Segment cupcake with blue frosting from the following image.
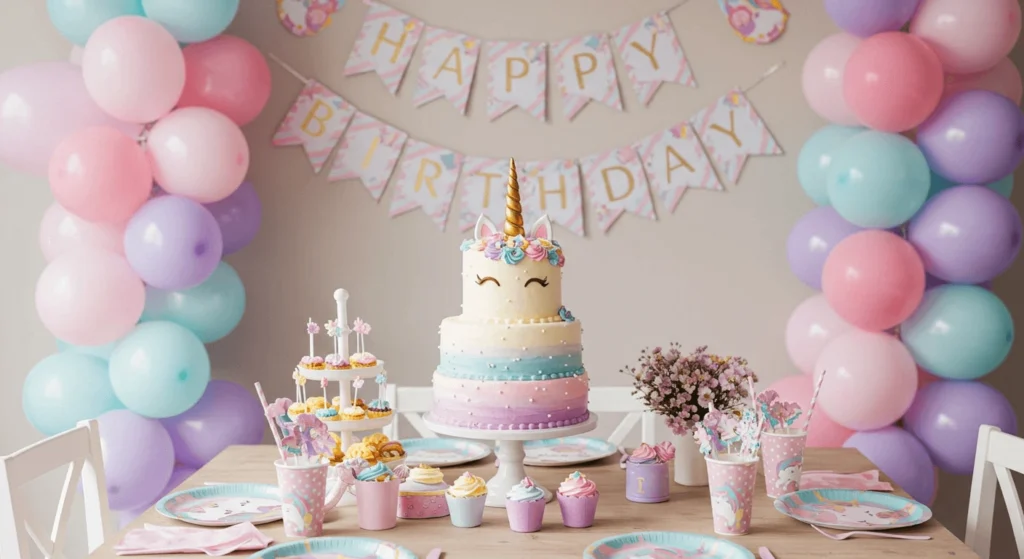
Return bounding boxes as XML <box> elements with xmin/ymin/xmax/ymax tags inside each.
<box><xmin>505</xmin><ymin>476</ymin><xmax>545</xmax><ymax>532</ymax></box>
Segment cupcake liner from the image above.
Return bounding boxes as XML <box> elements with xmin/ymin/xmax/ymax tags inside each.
<box><xmin>556</xmin><ymin>492</ymin><xmax>598</xmax><ymax>528</ymax></box>
<box><xmin>354</xmin><ymin>478</ymin><xmax>400</xmax><ymax>530</ymax></box>
<box><xmin>398</xmin><ymin>494</ymin><xmax>449</xmax><ymax>519</ymax></box>
<box><xmin>506</xmin><ymin>498</ymin><xmax>545</xmax><ymax>533</ymax></box>
<box><xmin>445</xmin><ymin>493</ymin><xmax>487</xmax><ymax>528</ymax></box>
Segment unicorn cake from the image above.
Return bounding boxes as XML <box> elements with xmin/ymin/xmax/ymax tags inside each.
<box><xmin>429</xmin><ymin>159</ymin><xmax>590</xmax><ymax>430</ymax></box>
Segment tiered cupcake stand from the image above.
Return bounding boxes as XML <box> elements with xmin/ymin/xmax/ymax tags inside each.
<box><xmin>424</xmin><ymin>413</ymin><xmax>597</xmax><ymax>508</ymax></box>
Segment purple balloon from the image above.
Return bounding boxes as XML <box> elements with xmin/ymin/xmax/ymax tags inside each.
<box><xmin>909</xmin><ymin>186</ymin><xmax>1022</xmax><ymax>284</ymax></box>
<box><xmin>843</xmin><ymin>426</ymin><xmax>935</xmax><ymax>504</ymax></box>
<box><xmin>203</xmin><ymin>181</ymin><xmax>261</xmax><ymax>255</ymax></box>
<box><xmin>116</xmin><ymin>465</ymin><xmax>196</xmax><ymax>529</ymax></box>
<box><xmin>161</xmin><ymin>380</ymin><xmax>265</xmax><ymax>469</ymax></box>
<box><xmin>124</xmin><ymin>195</ymin><xmax>224</xmax><ymax>290</ymax></box>
<box><xmin>96</xmin><ymin>409</ymin><xmax>174</xmax><ymax>511</ymax></box>
<box><xmin>904</xmin><ymin>381</ymin><xmax>1018</xmax><ymax>475</ymax></box>
<box><xmin>824</xmin><ymin>0</ymin><xmax>920</xmax><ymax>37</ymax></box>
<box><xmin>917</xmin><ymin>91</ymin><xmax>1024</xmax><ymax>185</ymax></box>
<box><xmin>786</xmin><ymin>206</ymin><xmax>863</xmax><ymax>290</ymax></box>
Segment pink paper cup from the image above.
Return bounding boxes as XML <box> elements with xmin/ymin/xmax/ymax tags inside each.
<box><xmin>354</xmin><ymin>478</ymin><xmax>401</xmax><ymax>530</ymax></box>
<box><xmin>556</xmin><ymin>492</ymin><xmax>598</xmax><ymax>528</ymax></box>
<box><xmin>275</xmin><ymin>459</ymin><xmax>329</xmax><ymax>538</ymax></box>
<box><xmin>506</xmin><ymin>497</ymin><xmax>545</xmax><ymax>533</ymax></box>
<box><xmin>705</xmin><ymin>454</ymin><xmax>757</xmax><ymax>536</ymax></box>
<box><xmin>761</xmin><ymin>428</ymin><xmax>808</xmax><ymax>498</ymax></box>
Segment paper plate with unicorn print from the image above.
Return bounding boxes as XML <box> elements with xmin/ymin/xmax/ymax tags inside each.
<box><xmin>157</xmin><ymin>484</ymin><xmax>282</xmax><ymax>527</ymax></box>
<box><xmin>400</xmin><ymin>437</ymin><xmax>492</xmax><ymax>467</ymax></box>
<box><xmin>774</xmin><ymin>489</ymin><xmax>932</xmax><ymax>531</ymax></box>
<box><xmin>583</xmin><ymin>531</ymin><xmax>754</xmax><ymax>559</ymax></box>
<box><xmin>248</xmin><ymin>537</ymin><xmax>417</xmax><ymax>559</ymax></box>
<box><xmin>521</xmin><ymin>436</ymin><xmax>619</xmax><ymax>466</ymax></box>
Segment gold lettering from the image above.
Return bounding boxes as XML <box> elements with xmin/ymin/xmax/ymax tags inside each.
<box><xmin>601</xmin><ymin>166</ymin><xmax>635</xmax><ymax>202</ymax></box>
<box><xmin>629</xmin><ymin>33</ymin><xmax>659</xmax><ymax>70</ymax></box>
<box><xmin>710</xmin><ymin>110</ymin><xmax>743</xmax><ymax>148</ymax></box>
<box><xmin>414</xmin><ymin>159</ymin><xmax>442</xmax><ymax>197</ymax></box>
<box><xmin>477</xmin><ymin>171</ymin><xmax>501</xmax><ymax>208</ymax></box>
<box><xmin>299</xmin><ymin>99</ymin><xmax>334</xmax><ymax>138</ymax></box>
<box><xmin>361</xmin><ymin>136</ymin><xmax>381</xmax><ymax>169</ymax></box>
<box><xmin>665</xmin><ymin>145</ymin><xmax>695</xmax><ymax>181</ymax></box>
<box><xmin>505</xmin><ymin>57</ymin><xmax>529</xmax><ymax>92</ymax></box>
<box><xmin>637</xmin><ymin>477</ymin><xmax>645</xmax><ymax>494</ymax></box>
<box><xmin>433</xmin><ymin>48</ymin><xmax>464</xmax><ymax>85</ymax></box>
<box><xmin>572</xmin><ymin>52</ymin><xmax>597</xmax><ymax>90</ymax></box>
<box><xmin>371</xmin><ymin>22</ymin><xmax>409</xmax><ymax>64</ymax></box>
<box><xmin>537</xmin><ymin>175</ymin><xmax>568</xmax><ymax>210</ymax></box>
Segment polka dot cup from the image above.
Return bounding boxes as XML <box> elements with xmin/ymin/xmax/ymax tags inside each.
<box><xmin>275</xmin><ymin>459</ymin><xmax>330</xmax><ymax>538</ymax></box>
<box><xmin>705</xmin><ymin>454</ymin><xmax>758</xmax><ymax>536</ymax></box>
<box><xmin>761</xmin><ymin>428</ymin><xmax>808</xmax><ymax>499</ymax></box>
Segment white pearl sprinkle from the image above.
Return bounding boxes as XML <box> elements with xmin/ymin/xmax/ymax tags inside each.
<box><xmin>547</xmin><ymin>414</ymin><xmax>552</xmax><ymax>418</ymax></box>
<box><xmin>542</xmin><ymin>387</ymin><xmax>546</xmax><ymax>391</ymax></box>
<box><xmin>565</xmin><ymin>392</ymin><xmax>569</xmax><ymax>396</ymax></box>
<box><xmin>521</xmin><ymin>346</ymin><xmax>526</xmax><ymax>351</ymax></box>
<box><xmin>501</xmin><ymin>337</ymin><xmax>506</xmax><ymax>341</ymax></box>
<box><xmin>534</xmin><ymin>386</ymin><xmax>539</xmax><ymax>391</ymax></box>
<box><xmin>505</xmin><ymin>405</ymin><xmax>510</xmax><ymax>409</ymax></box>
<box><xmin>499</xmin><ymin>390</ymin><xmax>503</xmax><ymax>395</ymax></box>
<box><xmin>541</xmin><ymin>329</ymin><xmax>546</xmax><ymax>333</ymax></box>
<box><xmin>529</xmin><ymin>398</ymin><xmax>534</xmax><ymax>403</ymax></box>
<box><xmin>549</xmin><ymin>356</ymin><xmax>554</xmax><ymax>360</ymax></box>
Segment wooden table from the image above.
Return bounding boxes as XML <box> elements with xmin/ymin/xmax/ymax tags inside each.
<box><xmin>91</xmin><ymin>445</ymin><xmax>979</xmax><ymax>558</ymax></box>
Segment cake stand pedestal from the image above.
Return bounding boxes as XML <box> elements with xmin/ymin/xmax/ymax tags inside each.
<box><xmin>424</xmin><ymin>413</ymin><xmax>597</xmax><ymax>508</ymax></box>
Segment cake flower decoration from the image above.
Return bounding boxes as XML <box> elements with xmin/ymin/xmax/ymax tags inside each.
<box><xmin>320</xmin><ymin>376</ymin><xmax>329</xmax><ymax>402</ymax></box>
<box><xmin>352</xmin><ymin>376</ymin><xmax>364</xmax><ymax>405</ymax></box>
<box><xmin>292</xmin><ymin>368</ymin><xmax>305</xmax><ymax>402</ymax></box>
<box><xmin>305</xmin><ymin>318</ymin><xmax>320</xmax><ymax>357</ymax></box>
<box><xmin>324</xmin><ymin>319</ymin><xmax>341</xmax><ymax>356</ymax></box>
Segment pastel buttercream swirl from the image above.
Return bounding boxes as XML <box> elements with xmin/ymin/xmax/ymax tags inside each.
<box><xmin>300</xmin><ymin>356</ymin><xmax>324</xmax><ymax>365</ymax></box>
<box><xmin>447</xmin><ymin>472</ymin><xmax>487</xmax><ymax>498</ymax></box>
<box><xmin>368</xmin><ymin>399</ymin><xmax>390</xmax><ymax>409</ymax></box>
<box><xmin>525</xmin><ymin>240</ymin><xmax>547</xmax><ymax>261</ymax></box>
<box><xmin>356</xmin><ymin>462</ymin><xmax>393</xmax><ymax>482</ymax></box>
<box><xmin>325</xmin><ymin>354</ymin><xmax>348</xmax><ymax>367</ymax></box>
<box><xmin>350</xmin><ymin>352</ymin><xmax>377</xmax><ymax>364</ymax></box>
<box><xmin>654</xmin><ymin>441</ymin><xmax>676</xmax><ymax>463</ymax></box>
<box><xmin>463</xmin><ymin>233</ymin><xmax>565</xmax><ymax>267</ymax></box>
<box><xmin>483</xmin><ymin>237</ymin><xmax>504</xmax><ymax>260</ymax></box>
<box><xmin>506</xmin><ymin>477</ymin><xmax>544</xmax><ymax>502</ymax></box>
<box><xmin>315</xmin><ymin>408</ymin><xmax>339</xmax><ymax>419</ymax></box>
<box><xmin>558</xmin><ymin>471</ymin><xmax>597</xmax><ymax>498</ymax></box>
<box><xmin>501</xmin><ymin>245</ymin><xmax>525</xmax><ymax>265</ymax></box>
<box><xmin>409</xmin><ymin>465</ymin><xmax>445</xmax><ymax>486</ymax></box>
<box><xmin>628</xmin><ymin>443</ymin><xmax>659</xmax><ymax>465</ymax></box>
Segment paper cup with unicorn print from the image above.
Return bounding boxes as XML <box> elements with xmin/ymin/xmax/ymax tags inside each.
<box><xmin>705</xmin><ymin>454</ymin><xmax>758</xmax><ymax>536</ymax></box>
<box><xmin>761</xmin><ymin>428</ymin><xmax>807</xmax><ymax>498</ymax></box>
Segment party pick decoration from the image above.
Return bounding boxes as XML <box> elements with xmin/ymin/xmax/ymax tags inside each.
<box><xmin>292</xmin><ymin>368</ymin><xmax>303</xmax><ymax>402</ymax></box>
<box><xmin>352</xmin><ymin>317</ymin><xmax>371</xmax><ymax>353</ymax></box>
<box><xmin>375</xmin><ymin>371</ymin><xmax>387</xmax><ymax>402</ymax></box>
<box><xmin>803</xmin><ymin>370</ymin><xmax>827</xmax><ymax>430</ymax></box>
<box><xmin>305</xmin><ymin>318</ymin><xmax>320</xmax><ymax>357</ymax></box>
<box><xmin>352</xmin><ymin>376</ymin><xmax>364</xmax><ymax>404</ymax></box>
<box><xmin>325</xmin><ymin>318</ymin><xmax>339</xmax><ymax>356</ymax></box>
<box><xmin>320</xmin><ymin>376</ymin><xmax>328</xmax><ymax>401</ymax></box>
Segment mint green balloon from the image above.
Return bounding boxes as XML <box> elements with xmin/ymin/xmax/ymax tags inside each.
<box><xmin>797</xmin><ymin>125</ymin><xmax>864</xmax><ymax>206</ymax></box>
<box><xmin>57</xmin><ymin>338</ymin><xmax>121</xmax><ymax>360</ymax></box>
<box><xmin>23</xmin><ymin>353</ymin><xmax>123</xmax><ymax>435</ymax></box>
<box><xmin>928</xmin><ymin>171</ymin><xmax>1014</xmax><ymax>200</ymax></box>
<box><xmin>826</xmin><ymin>131</ymin><xmax>930</xmax><ymax>228</ymax></box>
<box><xmin>141</xmin><ymin>262</ymin><xmax>245</xmax><ymax>343</ymax></box>
<box><xmin>901</xmin><ymin>285</ymin><xmax>1014</xmax><ymax>380</ymax></box>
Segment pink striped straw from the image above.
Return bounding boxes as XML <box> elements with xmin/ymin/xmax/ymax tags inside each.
<box><xmin>803</xmin><ymin>370</ymin><xmax>828</xmax><ymax>431</ymax></box>
<box><xmin>253</xmin><ymin>382</ymin><xmax>288</xmax><ymax>462</ymax></box>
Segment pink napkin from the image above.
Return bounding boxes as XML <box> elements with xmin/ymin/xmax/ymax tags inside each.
<box><xmin>114</xmin><ymin>522</ymin><xmax>273</xmax><ymax>556</ymax></box>
<box><xmin>800</xmin><ymin>470</ymin><xmax>894</xmax><ymax>492</ymax></box>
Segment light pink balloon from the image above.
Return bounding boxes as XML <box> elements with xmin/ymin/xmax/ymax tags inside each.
<box><xmin>802</xmin><ymin>33</ymin><xmax>862</xmax><ymax>126</ymax></box>
<box><xmin>0</xmin><ymin>61</ymin><xmax>142</xmax><ymax>176</ymax></box>
<box><xmin>814</xmin><ymin>331</ymin><xmax>918</xmax><ymax>431</ymax></box>
<box><xmin>35</xmin><ymin>249</ymin><xmax>145</xmax><ymax>346</ymax></box>
<box><xmin>179</xmin><ymin>36</ymin><xmax>272</xmax><ymax>127</ymax></box>
<box><xmin>39</xmin><ymin>202</ymin><xmax>126</xmax><ymax>262</ymax></box>
<box><xmin>765</xmin><ymin>374</ymin><xmax>856</xmax><ymax>448</ymax></box>
<box><xmin>911</xmin><ymin>0</ymin><xmax>1022</xmax><ymax>75</ymax></box>
<box><xmin>82</xmin><ymin>16</ymin><xmax>185</xmax><ymax>123</ymax></box>
<box><xmin>48</xmin><ymin>126</ymin><xmax>152</xmax><ymax>224</ymax></box>
<box><xmin>785</xmin><ymin>294</ymin><xmax>855</xmax><ymax>376</ymax></box>
<box><xmin>944</xmin><ymin>57</ymin><xmax>1023</xmax><ymax>105</ymax></box>
<box><xmin>147</xmin><ymin>107</ymin><xmax>249</xmax><ymax>203</ymax></box>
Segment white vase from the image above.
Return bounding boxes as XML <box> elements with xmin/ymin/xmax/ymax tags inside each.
<box><xmin>672</xmin><ymin>433</ymin><xmax>708</xmax><ymax>486</ymax></box>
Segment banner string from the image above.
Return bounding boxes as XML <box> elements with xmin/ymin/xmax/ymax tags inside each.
<box><xmin>742</xmin><ymin>61</ymin><xmax>786</xmax><ymax>93</ymax></box>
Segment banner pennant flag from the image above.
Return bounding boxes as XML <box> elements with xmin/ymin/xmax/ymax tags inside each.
<box><xmin>486</xmin><ymin>41</ymin><xmax>547</xmax><ymax>121</ymax></box>
<box><xmin>413</xmin><ymin>27</ymin><xmax>481</xmax><ymax>115</ymax></box>
<box><xmin>327</xmin><ymin>112</ymin><xmax>408</xmax><ymax>201</ymax></box>
<box><xmin>272</xmin><ymin>80</ymin><xmax>356</xmax><ymax>174</ymax></box>
<box><xmin>552</xmin><ymin>33</ymin><xmax>622</xmax><ymax>120</ymax></box>
<box><xmin>520</xmin><ymin>160</ymin><xmax>585</xmax><ymax>236</ymax></box>
<box><xmin>389</xmin><ymin>139</ymin><xmax>463</xmax><ymax>230</ymax></box>
<box><xmin>580</xmin><ymin>147</ymin><xmax>656</xmax><ymax>233</ymax></box>
<box><xmin>635</xmin><ymin>122</ymin><xmax>723</xmax><ymax>212</ymax></box>
<box><xmin>691</xmin><ymin>90</ymin><xmax>782</xmax><ymax>183</ymax></box>
<box><xmin>343</xmin><ymin>1</ymin><xmax>424</xmax><ymax>95</ymax></box>
<box><xmin>457</xmin><ymin>157</ymin><xmax>513</xmax><ymax>232</ymax></box>
<box><xmin>612</xmin><ymin>12</ymin><xmax>697</xmax><ymax>105</ymax></box>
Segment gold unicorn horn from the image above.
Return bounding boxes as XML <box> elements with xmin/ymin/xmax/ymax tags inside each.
<box><xmin>504</xmin><ymin>157</ymin><xmax>525</xmax><ymax>237</ymax></box>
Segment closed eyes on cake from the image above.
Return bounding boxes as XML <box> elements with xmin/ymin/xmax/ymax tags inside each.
<box><xmin>525</xmin><ymin>277</ymin><xmax>549</xmax><ymax>288</ymax></box>
<box><xmin>475</xmin><ymin>274</ymin><xmax>500</xmax><ymax>286</ymax></box>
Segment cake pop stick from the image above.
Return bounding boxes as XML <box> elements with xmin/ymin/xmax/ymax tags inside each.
<box><xmin>321</xmin><ymin>376</ymin><xmax>328</xmax><ymax>402</ymax></box>
<box><xmin>305</xmin><ymin>318</ymin><xmax>319</xmax><ymax>357</ymax></box>
<box><xmin>292</xmin><ymin>368</ymin><xmax>303</xmax><ymax>402</ymax></box>
<box><xmin>375</xmin><ymin>372</ymin><xmax>386</xmax><ymax>402</ymax></box>
<box><xmin>352</xmin><ymin>376</ymin><xmax>364</xmax><ymax>405</ymax></box>
<box><xmin>325</xmin><ymin>319</ymin><xmax>339</xmax><ymax>356</ymax></box>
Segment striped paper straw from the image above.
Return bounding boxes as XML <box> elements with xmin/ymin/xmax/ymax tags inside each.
<box><xmin>803</xmin><ymin>370</ymin><xmax>828</xmax><ymax>431</ymax></box>
<box><xmin>254</xmin><ymin>382</ymin><xmax>288</xmax><ymax>462</ymax></box>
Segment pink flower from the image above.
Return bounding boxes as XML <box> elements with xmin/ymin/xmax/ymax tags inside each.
<box><xmin>307</xmin><ymin>7</ymin><xmax>328</xmax><ymax>26</ymax></box>
<box><xmin>266</xmin><ymin>397</ymin><xmax>293</xmax><ymax>419</ymax></box>
<box><xmin>320</xmin><ymin>377</ymin><xmax>329</xmax><ymax>389</ymax></box>
<box><xmin>525</xmin><ymin>241</ymin><xmax>547</xmax><ymax>262</ymax></box>
<box><xmin>654</xmin><ymin>441</ymin><xmax>676</xmax><ymax>463</ymax></box>
<box><xmin>352</xmin><ymin>318</ymin><xmax>372</xmax><ymax>336</ymax></box>
<box><xmin>306</xmin><ymin>320</ymin><xmax>320</xmax><ymax>335</ymax></box>
<box><xmin>352</xmin><ymin>377</ymin><xmax>364</xmax><ymax>390</ymax></box>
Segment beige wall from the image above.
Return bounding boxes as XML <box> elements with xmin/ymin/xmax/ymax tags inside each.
<box><xmin>1</xmin><ymin>1</ymin><xmax>1020</xmax><ymax>556</ymax></box>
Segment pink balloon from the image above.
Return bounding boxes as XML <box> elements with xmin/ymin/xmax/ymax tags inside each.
<box><xmin>765</xmin><ymin>374</ymin><xmax>855</xmax><ymax>448</ymax></box>
<box><xmin>822</xmin><ymin>230</ymin><xmax>925</xmax><ymax>332</ymax></box>
<box><xmin>802</xmin><ymin>33</ymin><xmax>862</xmax><ymax>126</ymax></box>
<box><xmin>179</xmin><ymin>36</ymin><xmax>272</xmax><ymax>127</ymax></box>
<box><xmin>48</xmin><ymin>127</ymin><xmax>152</xmax><ymax>224</ymax></box>
<box><xmin>35</xmin><ymin>249</ymin><xmax>144</xmax><ymax>346</ymax></box>
<box><xmin>0</xmin><ymin>61</ymin><xmax>142</xmax><ymax>176</ymax></box>
<box><xmin>147</xmin><ymin>107</ymin><xmax>249</xmax><ymax>203</ymax></box>
<box><xmin>814</xmin><ymin>331</ymin><xmax>918</xmax><ymax>431</ymax></box>
<box><xmin>39</xmin><ymin>202</ymin><xmax>126</xmax><ymax>262</ymax></box>
<box><xmin>911</xmin><ymin>0</ymin><xmax>1022</xmax><ymax>75</ymax></box>
<box><xmin>944</xmin><ymin>57</ymin><xmax>1023</xmax><ymax>105</ymax></box>
<box><xmin>82</xmin><ymin>16</ymin><xmax>185</xmax><ymax>123</ymax></box>
<box><xmin>785</xmin><ymin>294</ymin><xmax>855</xmax><ymax>376</ymax></box>
<box><xmin>843</xmin><ymin>32</ymin><xmax>944</xmax><ymax>132</ymax></box>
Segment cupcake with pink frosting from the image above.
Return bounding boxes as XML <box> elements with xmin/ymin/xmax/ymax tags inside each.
<box><xmin>556</xmin><ymin>471</ymin><xmax>598</xmax><ymax>528</ymax></box>
<box><xmin>505</xmin><ymin>477</ymin><xmax>545</xmax><ymax>532</ymax></box>
<box><xmin>627</xmin><ymin>441</ymin><xmax>676</xmax><ymax>465</ymax></box>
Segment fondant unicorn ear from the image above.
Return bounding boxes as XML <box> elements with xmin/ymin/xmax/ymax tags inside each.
<box><xmin>474</xmin><ymin>214</ymin><xmax>498</xmax><ymax>240</ymax></box>
<box><xmin>528</xmin><ymin>215</ymin><xmax>553</xmax><ymax>241</ymax></box>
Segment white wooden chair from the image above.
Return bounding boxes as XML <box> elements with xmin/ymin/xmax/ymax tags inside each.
<box><xmin>383</xmin><ymin>384</ymin><xmax>656</xmax><ymax>446</ymax></box>
<box><xmin>965</xmin><ymin>425</ymin><xmax>1024</xmax><ymax>559</ymax></box>
<box><xmin>0</xmin><ymin>419</ymin><xmax>112</xmax><ymax>558</ymax></box>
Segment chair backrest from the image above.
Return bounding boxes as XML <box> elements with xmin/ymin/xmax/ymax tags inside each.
<box><xmin>0</xmin><ymin>419</ymin><xmax>112</xmax><ymax>559</ymax></box>
<box><xmin>383</xmin><ymin>384</ymin><xmax>656</xmax><ymax>446</ymax></box>
<box><xmin>965</xmin><ymin>425</ymin><xmax>1024</xmax><ymax>559</ymax></box>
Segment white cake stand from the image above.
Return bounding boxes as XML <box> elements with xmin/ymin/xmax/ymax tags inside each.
<box><xmin>424</xmin><ymin>413</ymin><xmax>597</xmax><ymax>508</ymax></box>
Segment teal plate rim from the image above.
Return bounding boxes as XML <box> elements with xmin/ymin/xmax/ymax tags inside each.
<box><xmin>773</xmin><ymin>488</ymin><xmax>933</xmax><ymax>531</ymax></box>
<box><xmin>156</xmin><ymin>483</ymin><xmax>282</xmax><ymax>527</ymax></box>
<box><xmin>246</xmin><ymin>536</ymin><xmax>418</xmax><ymax>558</ymax></box>
<box><xmin>583</xmin><ymin>531</ymin><xmax>755</xmax><ymax>559</ymax></box>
